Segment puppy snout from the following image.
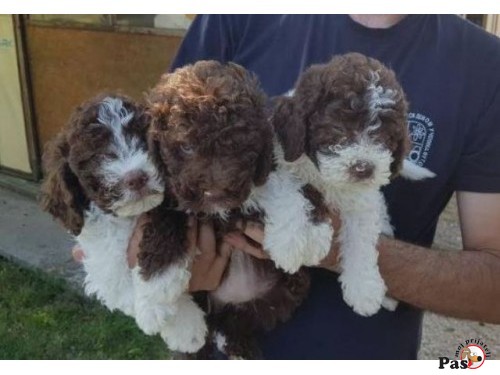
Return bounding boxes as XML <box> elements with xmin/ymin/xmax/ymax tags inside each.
<box><xmin>124</xmin><ymin>170</ymin><xmax>149</xmax><ymax>192</ymax></box>
<box><xmin>349</xmin><ymin>160</ymin><xmax>375</xmax><ymax>180</ymax></box>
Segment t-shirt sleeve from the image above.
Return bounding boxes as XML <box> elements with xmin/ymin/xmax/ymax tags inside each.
<box><xmin>169</xmin><ymin>15</ymin><xmax>239</xmax><ymax>71</ymax></box>
<box><xmin>455</xmin><ymin>85</ymin><xmax>500</xmax><ymax>192</ymax></box>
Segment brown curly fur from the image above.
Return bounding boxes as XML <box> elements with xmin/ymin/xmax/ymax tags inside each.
<box><xmin>147</xmin><ymin>60</ymin><xmax>274</xmax><ymax>213</ymax></box>
<box><xmin>146</xmin><ymin>61</ymin><xmax>311</xmax><ymax>359</ymax></box>
<box><xmin>138</xmin><ymin>198</ymin><xmax>189</xmax><ymax>280</ymax></box>
<box><xmin>39</xmin><ymin>93</ymin><xmax>150</xmax><ymax>235</ymax></box>
<box><xmin>273</xmin><ymin>52</ymin><xmax>410</xmax><ymax>177</ymax></box>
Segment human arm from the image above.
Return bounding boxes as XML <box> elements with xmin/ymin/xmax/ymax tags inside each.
<box><xmin>377</xmin><ymin>192</ymin><xmax>500</xmax><ymax>324</ymax></box>
<box><xmin>225</xmin><ymin>193</ymin><xmax>500</xmax><ymax>324</ymax></box>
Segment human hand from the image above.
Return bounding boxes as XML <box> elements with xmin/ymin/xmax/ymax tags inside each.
<box><xmin>186</xmin><ymin>217</ymin><xmax>235</xmax><ymax>292</ymax></box>
<box><xmin>222</xmin><ymin>221</ymin><xmax>270</xmax><ymax>260</ymax></box>
<box><xmin>71</xmin><ymin>214</ymin><xmax>236</xmax><ymax>293</ymax></box>
<box><xmin>223</xmin><ymin>212</ymin><xmax>342</xmax><ymax>272</ymax></box>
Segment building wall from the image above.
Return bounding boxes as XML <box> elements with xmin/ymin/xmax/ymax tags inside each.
<box><xmin>25</xmin><ymin>25</ymin><xmax>183</xmax><ymax>150</ymax></box>
<box><xmin>485</xmin><ymin>14</ymin><xmax>500</xmax><ymax>36</ymax></box>
<box><xmin>0</xmin><ymin>15</ymin><xmax>32</xmax><ymax>174</ymax></box>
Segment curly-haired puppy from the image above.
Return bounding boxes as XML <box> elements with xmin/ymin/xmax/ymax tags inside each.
<box><xmin>273</xmin><ymin>53</ymin><xmax>435</xmax><ymax>316</ymax></box>
<box><xmin>39</xmin><ymin>95</ymin><xmax>206</xmax><ymax>352</ymax></box>
<box><xmin>146</xmin><ymin>60</ymin><xmax>332</xmax><ymax>358</ymax></box>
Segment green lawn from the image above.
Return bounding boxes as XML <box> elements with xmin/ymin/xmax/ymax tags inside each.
<box><xmin>0</xmin><ymin>257</ymin><xmax>170</xmax><ymax>359</ymax></box>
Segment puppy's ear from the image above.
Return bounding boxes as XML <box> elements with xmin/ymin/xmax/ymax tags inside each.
<box><xmin>272</xmin><ymin>96</ymin><xmax>306</xmax><ymax>162</ymax></box>
<box><xmin>253</xmin><ymin>125</ymin><xmax>275</xmax><ymax>186</ymax></box>
<box><xmin>390</xmin><ymin>125</ymin><xmax>411</xmax><ymax>178</ymax></box>
<box><xmin>138</xmin><ymin>203</ymin><xmax>188</xmax><ymax>280</ymax></box>
<box><xmin>39</xmin><ymin>132</ymin><xmax>88</xmax><ymax>235</ymax></box>
<box><xmin>147</xmin><ymin>127</ymin><xmax>171</xmax><ymax>182</ymax></box>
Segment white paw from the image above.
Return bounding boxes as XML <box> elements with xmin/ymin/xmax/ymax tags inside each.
<box><xmin>265</xmin><ymin>241</ymin><xmax>304</xmax><ymax>273</ymax></box>
<box><xmin>264</xmin><ymin>226</ymin><xmax>306</xmax><ymax>273</ymax></box>
<box><xmin>161</xmin><ymin>302</ymin><xmax>207</xmax><ymax>353</ymax></box>
<box><xmin>382</xmin><ymin>296</ymin><xmax>398</xmax><ymax>311</ymax></box>
<box><xmin>302</xmin><ymin>222</ymin><xmax>334</xmax><ymax>267</ymax></box>
<box><xmin>104</xmin><ymin>296</ymin><xmax>135</xmax><ymax>317</ymax></box>
<box><xmin>339</xmin><ymin>271</ymin><xmax>387</xmax><ymax>317</ymax></box>
<box><xmin>135</xmin><ymin>303</ymin><xmax>172</xmax><ymax>335</ymax></box>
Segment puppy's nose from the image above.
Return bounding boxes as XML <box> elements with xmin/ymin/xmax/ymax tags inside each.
<box><xmin>349</xmin><ymin>160</ymin><xmax>375</xmax><ymax>180</ymax></box>
<box><xmin>124</xmin><ymin>170</ymin><xmax>149</xmax><ymax>191</ymax></box>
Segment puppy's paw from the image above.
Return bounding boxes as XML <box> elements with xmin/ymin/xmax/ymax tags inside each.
<box><xmin>382</xmin><ymin>296</ymin><xmax>399</xmax><ymax>311</ymax></box>
<box><xmin>339</xmin><ymin>271</ymin><xmax>386</xmax><ymax>317</ymax></box>
<box><xmin>302</xmin><ymin>222</ymin><xmax>334</xmax><ymax>267</ymax></box>
<box><xmin>161</xmin><ymin>300</ymin><xmax>207</xmax><ymax>353</ymax></box>
<box><xmin>264</xmin><ymin>224</ymin><xmax>307</xmax><ymax>273</ymax></box>
<box><xmin>265</xmin><ymin>242</ymin><xmax>304</xmax><ymax>273</ymax></box>
<box><xmin>135</xmin><ymin>303</ymin><xmax>173</xmax><ymax>335</ymax></box>
<box><xmin>103</xmin><ymin>294</ymin><xmax>135</xmax><ymax>317</ymax></box>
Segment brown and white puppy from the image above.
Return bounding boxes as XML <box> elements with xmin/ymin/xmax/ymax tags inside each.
<box><xmin>146</xmin><ymin>60</ymin><xmax>331</xmax><ymax>358</ymax></box>
<box><xmin>39</xmin><ymin>94</ymin><xmax>207</xmax><ymax>354</ymax></box>
<box><xmin>274</xmin><ymin>53</ymin><xmax>435</xmax><ymax>316</ymax></box>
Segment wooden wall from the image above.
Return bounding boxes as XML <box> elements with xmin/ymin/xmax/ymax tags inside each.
<box><xmin>25</xmin><ymin>25</ymin><xmax>183</xmax><ymax>150</ymax></box>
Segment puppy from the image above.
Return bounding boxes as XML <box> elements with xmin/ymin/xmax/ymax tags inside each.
<box><xmin>146</xmin><ymin>60</ymin><xmax>332</xmax><ymax>358</ymax></box>
<box><xmin>39</xmin><ymin>95</ymin><xmax>206</xmax><ymax>353</ymax></box>
<box><xmin>273</xmin><ymin>53</ymin><xmax>435</xmax><ymax>316</ymax></box>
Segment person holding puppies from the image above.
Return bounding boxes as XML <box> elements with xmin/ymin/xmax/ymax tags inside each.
<box><xmin>75</xmin><ymin>15</ymin><xmax>500</xmax><ymax>359</ymax></box>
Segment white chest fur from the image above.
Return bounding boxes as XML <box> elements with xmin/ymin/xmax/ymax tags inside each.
<box><xmin>77</xmin><ymin>205</ymin><xmax>137</xmax><ymax>316</ymax></box>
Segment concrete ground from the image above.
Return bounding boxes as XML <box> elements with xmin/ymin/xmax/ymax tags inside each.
<box><xmin>0</xmin><ymin>177</ymin><xmax>498</xmax><ymax>359</ymax></box>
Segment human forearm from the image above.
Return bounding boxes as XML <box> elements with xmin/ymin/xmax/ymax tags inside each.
<box><xmin>378</xmin><ymin>236</ymin><xmax>500</xmax><ymax>324</ymax></box>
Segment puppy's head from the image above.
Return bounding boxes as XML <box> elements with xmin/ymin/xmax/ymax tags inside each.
<box><xmin>274</xmin><ymin>53</ymin><xmax>409</xmax><ymax>188</ymax></box>
<box><xmin>40</xmin><ymin>94</ymin><xmax>164</xmax><ymax>234</ymax></box>
<box><xmin>147</xmin><ymin>60</ymin><xmax>273</xmax><ymax>216</ymax></box>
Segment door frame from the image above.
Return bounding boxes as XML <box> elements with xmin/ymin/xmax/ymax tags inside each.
<box><xmin>0</xmin><ymin>15</ymin><xmax>41</xmax><ymax>181</ymax></box>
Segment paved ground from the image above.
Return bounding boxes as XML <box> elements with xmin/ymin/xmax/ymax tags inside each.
<box><xmin>0</xmin><ymin>182</ymin><xmax>498</xmax><ymax>359</ymax></box>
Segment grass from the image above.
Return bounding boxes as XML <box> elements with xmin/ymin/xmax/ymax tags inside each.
<box><xmin>0</xmin><ymin>257</ymin><xmax>170</xmax><ymax>359</ymax></box>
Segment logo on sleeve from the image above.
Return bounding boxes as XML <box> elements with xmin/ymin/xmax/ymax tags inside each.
<box><xmin>407</xmin><ymin>112</ymin><xmax>434</xmax><ymax>166</ymax></box>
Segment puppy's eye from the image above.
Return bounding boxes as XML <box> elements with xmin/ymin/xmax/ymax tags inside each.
<box><xmin>180</xmin><ymin>144</ymin><xmax>194</xmax><ymax>155</ymax></box>
<box><xmin>318</xmin><ymin>138</ymin><xmax>347</xmax><ymax>156</ymax></box>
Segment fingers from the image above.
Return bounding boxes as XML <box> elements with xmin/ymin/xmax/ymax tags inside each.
<box><xmin>224</xmin><ymin>232</ymin><xmax>269</xmax><ymax>260</ymax></box>
<box><xmin>72</xmin><ymin>245</ymin><xmax>85</xmax><ymax>263</ymax></box>
<box><xmin>209</xmin><ymin>241</ymin><xmax>234</xmax><ymax>283</ymax></box>
<box><xmin>186</xmin><ymin>216</ymin><xmax>198</xmax><ymax>256</ymax></box>
<box><xmin>188</xmin><ymin>233</ymin><xmax>234</xmax><ymax>292</ymax></box>
<box><xmin>197</xmin><ymin>220</ymin><xmax>216</xmax><ymax>260</ymax></box>
<box><xmin>237</xmin><ymin>220</ymin><xmax>265</xmax><ymax>245</ymax></box>
<box><xmin>126</xmin><ymin>215</ymin><xmax>149</xmax><ymax>269</ymax></box>
<box><xmin>318</xmin><ymin>240</ymin><xmax>341</xmax><ymax>273</ymax></box>
<box><xmin>244</xmin><ymin>222</ymin><xmax>265</xmax><ymax>245</ymax></box>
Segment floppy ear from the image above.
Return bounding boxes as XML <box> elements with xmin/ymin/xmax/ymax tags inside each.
<box><xmin>272</xmin><ymin>96</ymin><xmax>306</xmax><ymax>162</ymax></box>
<box><xmin>39</xmin><ymin>132</ymin><xmax>88</xmax><ymax>235</ymax></box>
<box><xmin>147</xmin><ymin>128</ymin><xmax>170</xmax><ymax>182</ymax></box>
<box><xmin>253</xmin><ymin>124</ymin><xmax>275</xmax><ymax>186</ymax></box>
<box><xmin>390</xmin><ymin>126</ymin><xmax>411</xmax><ymax>178</ymax></box>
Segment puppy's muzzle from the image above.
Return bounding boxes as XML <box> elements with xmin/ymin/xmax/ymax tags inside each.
<box><xmin>349</xmin><ymin>160</ymin><xmax>375</xmax><ymax>180</ymax></box>
<box><xmin>124</xmin><ymin>170</ymin><xmax>149</xmax><ymax>192</ymax></box>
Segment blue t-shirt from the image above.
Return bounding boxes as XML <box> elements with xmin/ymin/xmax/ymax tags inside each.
<box><xmin>171</xmin><ymin>15</ymin><xmax>500</xmax><ymax>359</ymax></box>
